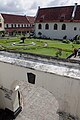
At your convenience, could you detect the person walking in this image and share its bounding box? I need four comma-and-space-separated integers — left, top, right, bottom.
78, 48, 80, 57
73, 48, 78, 58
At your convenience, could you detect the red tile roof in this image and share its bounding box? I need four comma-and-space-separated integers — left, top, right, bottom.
27, 16, 35, 24
1, 13, 29, 24
35, 5, 80, 23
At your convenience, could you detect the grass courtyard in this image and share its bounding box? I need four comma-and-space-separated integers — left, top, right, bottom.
0, 37, 80, 58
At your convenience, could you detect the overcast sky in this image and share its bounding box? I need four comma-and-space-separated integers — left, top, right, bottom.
0, 0, 80, 16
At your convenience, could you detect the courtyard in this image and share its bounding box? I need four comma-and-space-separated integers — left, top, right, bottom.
0, 36, 80, 59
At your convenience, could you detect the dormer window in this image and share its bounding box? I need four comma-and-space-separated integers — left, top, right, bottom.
60, 14, 65, 22
40, 15, 45, 22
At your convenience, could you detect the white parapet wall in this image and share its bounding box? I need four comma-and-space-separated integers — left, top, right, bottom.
0, 52, 80, 119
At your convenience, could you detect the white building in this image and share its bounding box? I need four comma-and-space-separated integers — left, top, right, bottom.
0, 14, 5, 31
35, 3, 80, 40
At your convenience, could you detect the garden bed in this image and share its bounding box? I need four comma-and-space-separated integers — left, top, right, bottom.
0, 37, 79, 59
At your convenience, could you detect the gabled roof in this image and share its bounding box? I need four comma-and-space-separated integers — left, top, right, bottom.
1, 13, 29, 24
35, 5, 80, 23
27, 16, 35, 24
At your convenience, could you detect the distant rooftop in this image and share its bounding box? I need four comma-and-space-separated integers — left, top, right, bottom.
35, 4, 80, 23
1, 13, 35, 24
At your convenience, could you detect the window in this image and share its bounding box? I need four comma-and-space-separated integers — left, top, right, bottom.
54, 24, 58, 30
38, 24, 42, 29
11, 24, 13, 28
62, 24, 66, 30
14, 24, 16, 28
22, 24, 23, 27
74, 27, 77, 31
6, 24, 8, 28
45, 24, 49, 30
27, 24, 30, 27
18, 24, 20, 27
0, 23, 2, 27
27, 73, 36, 84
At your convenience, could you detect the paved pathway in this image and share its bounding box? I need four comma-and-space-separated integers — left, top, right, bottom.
16, 80, 59, 120
70, 55, 80, 61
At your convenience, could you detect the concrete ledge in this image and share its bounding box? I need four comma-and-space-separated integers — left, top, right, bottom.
0, 50, 80, 64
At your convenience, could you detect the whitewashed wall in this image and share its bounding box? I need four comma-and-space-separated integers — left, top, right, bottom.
0, 61, 80, 118
0, 14, 5, 31
35, 22, 80, 39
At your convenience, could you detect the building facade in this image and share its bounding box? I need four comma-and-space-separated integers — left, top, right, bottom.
0, 14, 5, 32
35, 3, 80, 40
0, 13, 35, 36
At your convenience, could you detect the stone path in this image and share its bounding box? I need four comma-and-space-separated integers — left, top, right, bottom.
16, 80, 59, 120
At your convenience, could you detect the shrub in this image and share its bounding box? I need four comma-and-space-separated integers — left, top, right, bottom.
62, 39, 70, 44
73, 35, 78, 40
55, 49, 62, 57
38, 32, 42, 38
74, 40, 80, 44
63, 35, 67, 39
73, 38, 80, 44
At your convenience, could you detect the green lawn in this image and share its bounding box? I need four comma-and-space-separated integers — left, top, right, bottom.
0, 37, 80, 58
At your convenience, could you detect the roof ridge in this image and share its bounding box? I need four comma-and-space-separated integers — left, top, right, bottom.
1, 13, 25, 17
39, 5, 80, 10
